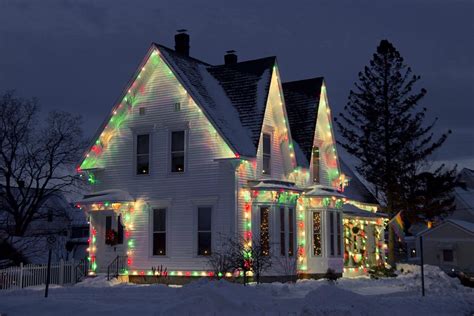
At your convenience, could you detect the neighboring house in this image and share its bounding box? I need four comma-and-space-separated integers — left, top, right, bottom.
0, 187, 88, 265
76, 31, 386, 280
406, 168, 474, 274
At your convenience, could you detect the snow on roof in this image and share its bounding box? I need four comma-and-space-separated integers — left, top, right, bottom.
77, 189, 134, 204
447, 219, 474, 234
343, 203, 388, 219
304, 185, 345, 198
283, 77, 324, 165
340, 159, 379, 205
250, 179, 302, 191
157, 44, 275, 157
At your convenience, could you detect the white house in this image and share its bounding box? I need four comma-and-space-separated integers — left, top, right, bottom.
406, 168, 474, 275
76, 32, 386, 280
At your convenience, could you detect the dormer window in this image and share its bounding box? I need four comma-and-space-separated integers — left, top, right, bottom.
262, 133, 271, 175
312, 146, 320, 183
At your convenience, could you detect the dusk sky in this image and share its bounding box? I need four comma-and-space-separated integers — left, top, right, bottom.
1, 0, 473, 169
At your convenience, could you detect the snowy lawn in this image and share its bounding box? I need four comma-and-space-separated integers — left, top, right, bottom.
0, 265, 473, 316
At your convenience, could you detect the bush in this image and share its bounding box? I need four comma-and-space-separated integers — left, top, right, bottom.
369, 265, 396, 279
324, 268, 339, 283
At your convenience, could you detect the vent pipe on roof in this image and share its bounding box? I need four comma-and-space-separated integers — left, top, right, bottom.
224, 50, 238, 65
175, 29, 190, 56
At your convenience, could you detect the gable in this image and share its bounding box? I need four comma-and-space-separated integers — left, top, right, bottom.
313, 84, 341, 188
255, 64, 296, 177
78, 45, 236, 170
423, 221, 474, 239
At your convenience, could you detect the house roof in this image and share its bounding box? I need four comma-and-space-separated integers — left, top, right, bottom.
418, 219, 474, 237
156, 44, 275, 157
282, 77, 324, 165
340, 159, 379, 205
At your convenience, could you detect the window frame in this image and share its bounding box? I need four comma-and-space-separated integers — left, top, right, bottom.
135, 133, 151, 175
259, 206, 271, 256
288, 207, 295, 257
262, 133, 272, 176
197, 206, 212, 256
279, 207, 285, 256
152, 208, 167, 256
312, 211, 322, 257
312, 146, 320, 183
169, 130, 187, 173
329, 212, 335, 256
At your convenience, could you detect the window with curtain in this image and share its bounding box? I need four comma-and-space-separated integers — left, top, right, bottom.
198, 207, 212, 255
153, 209, 166, 255
136, 134, 150, 174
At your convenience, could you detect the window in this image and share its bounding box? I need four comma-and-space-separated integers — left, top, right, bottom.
47, 210, 53, 222
105, 216, 112, 239
329, 212, 335, 256
313, 212, 322, 256
443, 249, 453, 262
288, 208, 295, 256
197, 207, 212, 255
136, 134, 150, 174
171, 131, 185, 172
174, 102, 181, 112
139, 107, 146, 116
117, 215, 124, 245
312, 146, 320, 183
336, 213, 341, 256
262, 133, 271, 175
153, 209, 166, 255
279, 207, 285, 256
260, 207, 270, 256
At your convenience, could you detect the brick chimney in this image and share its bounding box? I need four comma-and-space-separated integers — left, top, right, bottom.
175, 29, 190, 56
224, 50, 238, 65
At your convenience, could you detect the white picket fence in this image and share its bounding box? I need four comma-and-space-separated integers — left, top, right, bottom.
0, 260, 87, 290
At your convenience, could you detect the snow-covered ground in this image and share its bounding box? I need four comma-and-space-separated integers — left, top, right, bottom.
0, 265, 473, 315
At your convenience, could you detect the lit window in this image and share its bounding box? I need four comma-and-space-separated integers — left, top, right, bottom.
260, 207, 270, 256
313, 212, 322, 256
197, 207, 212, 256
262, 133, 271, 175
312, 146, 320, 183
153, 209, 166, 256
136, 134, 150, 174
171, 131, 185, 172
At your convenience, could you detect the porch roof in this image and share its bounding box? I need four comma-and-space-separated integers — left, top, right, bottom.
303, 185, 345, 198
343, 203, 388, 219
76, 189, 135, 204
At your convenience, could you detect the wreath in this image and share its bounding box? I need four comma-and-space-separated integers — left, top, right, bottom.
105, 229, 118, 246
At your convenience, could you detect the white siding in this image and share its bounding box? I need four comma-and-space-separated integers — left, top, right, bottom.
89, 52, 237, 271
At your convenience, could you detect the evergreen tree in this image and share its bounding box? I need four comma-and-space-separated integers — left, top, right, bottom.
336, 40, 451, 265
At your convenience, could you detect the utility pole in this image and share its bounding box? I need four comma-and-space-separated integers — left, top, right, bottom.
420, 235, 425, 297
